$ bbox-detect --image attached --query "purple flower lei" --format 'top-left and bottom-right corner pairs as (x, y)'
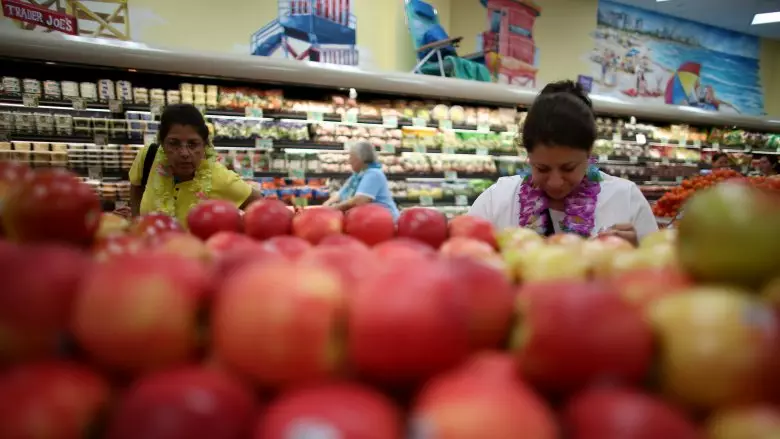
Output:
(517, 167), (602, 237)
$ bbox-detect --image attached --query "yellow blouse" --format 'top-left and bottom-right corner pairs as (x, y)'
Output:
(129, 144), (252, 226)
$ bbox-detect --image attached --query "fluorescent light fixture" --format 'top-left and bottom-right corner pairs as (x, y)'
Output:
(752, 12), (780, 25)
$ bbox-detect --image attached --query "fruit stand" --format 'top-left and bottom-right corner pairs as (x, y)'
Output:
(1, 29), (780, 439)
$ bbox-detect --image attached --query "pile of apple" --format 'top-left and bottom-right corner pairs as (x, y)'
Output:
(1, 164), (780, 439)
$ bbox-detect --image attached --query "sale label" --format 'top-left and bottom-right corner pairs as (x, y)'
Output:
(2, 0), (78, 35)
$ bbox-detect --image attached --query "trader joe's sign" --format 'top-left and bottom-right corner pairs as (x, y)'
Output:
(2, 0), (78, 35)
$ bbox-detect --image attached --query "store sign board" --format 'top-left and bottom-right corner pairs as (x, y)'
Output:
(2, 0), (78, 35)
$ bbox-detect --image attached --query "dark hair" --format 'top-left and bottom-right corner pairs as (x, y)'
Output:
(761, 154), (780, 173)
(522, 80), (596, 152)
(158, 104), (210, 143)
(711, 152), (728, 163)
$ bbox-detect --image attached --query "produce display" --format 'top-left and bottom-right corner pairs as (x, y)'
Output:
(2, 161), (780, 439)
(652, 168), (780, 218)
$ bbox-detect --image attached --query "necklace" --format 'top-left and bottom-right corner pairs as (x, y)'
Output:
(517, 165), (602, 237)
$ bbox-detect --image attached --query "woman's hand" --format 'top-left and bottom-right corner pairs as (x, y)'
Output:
(113, 205), (132, 219)
(598, 223), (639, 246)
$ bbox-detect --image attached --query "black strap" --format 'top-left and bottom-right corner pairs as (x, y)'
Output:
(543, 209), (555, 237)
(141, 143), (159, 188)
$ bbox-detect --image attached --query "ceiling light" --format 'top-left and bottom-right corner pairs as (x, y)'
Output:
(752, 12), (780, 25)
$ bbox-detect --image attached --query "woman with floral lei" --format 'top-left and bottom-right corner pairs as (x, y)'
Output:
(126, 104), (261, 224)
(469, 81), (657, 245)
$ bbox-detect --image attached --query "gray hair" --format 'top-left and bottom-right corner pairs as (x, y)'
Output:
(349, 141), (377, 164)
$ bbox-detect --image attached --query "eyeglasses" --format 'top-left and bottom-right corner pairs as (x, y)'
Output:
(163, 138), (205, 151)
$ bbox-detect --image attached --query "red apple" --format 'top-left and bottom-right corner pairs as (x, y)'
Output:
(610, 267), (693, 311)
(1, 169), (101, 247)
(96, 212), (130, 239)
(187, 200), (243, 240)
(564, 387), (700, 439)
(439, 236), (505, 271)
(396, 207), (448, 248)
(411, 353), (557, 439)
(0, 361), (109, 439)
(444, 257), (514, 350)
(0, 162), (33, 238)
(496, 227), (544, 251)
(292, 207), (343, 244)
(92, 234), (146, 261)
(0, 245), (91, 362)
(212, 242), (278, 284)
(107, 367), (254, 439)
(448, 215), (498, 249)
(129, 212), (184, 241)
(372, 237), (437, 262)
(348, 257), (470, 384)
(153, 232), (213, 264)
(318, 234), (370, 253)
(206, 231), (255, 255)
(263, 235), (312, 260)
(244, 198), (293, 240)
(649, 287), (780, 410)
(513, 280), (654, 394)
(255, 383), (402, 439)
(582, 238), (636, 278)
(344, 204), (395, 246)
(213, 260), (345, 388)
(71, 253), (208, 373)
(706, 405), (780, 439)
(299, 245), (378, 289)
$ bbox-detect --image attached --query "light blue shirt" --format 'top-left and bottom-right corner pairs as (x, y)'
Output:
(339, 168), (399, 220)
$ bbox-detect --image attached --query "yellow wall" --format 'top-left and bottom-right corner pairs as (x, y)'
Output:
(760, 39), (780, 118)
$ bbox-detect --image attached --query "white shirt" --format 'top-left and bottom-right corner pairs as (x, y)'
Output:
(468, 172), (658, 239)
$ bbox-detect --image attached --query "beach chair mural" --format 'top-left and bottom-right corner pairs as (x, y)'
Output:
(251, 0), (358, 66)
(478, 0), (540, 87)
(403, 0), (491, 81)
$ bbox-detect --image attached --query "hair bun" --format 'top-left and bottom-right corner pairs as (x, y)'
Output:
(539, 80), (592, 110)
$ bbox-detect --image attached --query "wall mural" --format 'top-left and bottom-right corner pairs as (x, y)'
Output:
(479, 0), (541, 88)
(584, 0), (764, 116)
(250, 0), (358, 66)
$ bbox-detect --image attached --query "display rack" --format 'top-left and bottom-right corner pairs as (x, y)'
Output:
(0, 28), (778, 216)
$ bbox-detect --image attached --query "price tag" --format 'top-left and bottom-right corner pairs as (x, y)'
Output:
(612, 133), (621, 142)
(22, 94), (39, 107)
(635, 133), (647, 145)
(382, 115), (398, 128)
(620, 171), (628, 179)
(72, 97), (86, 110)
(245, 107), (264, 118)
(444, 170), (458, 180)
(289, 168), (306, 179)
(693, 139), (702, 148)
(776, 147), (780, 153)
(412, 118), (427, 128)
(0, 130), (9, 142)
(660, 136), (670, 144)
(293, 197), (309, 208)
(661, 158), (670, 165)
(675, 176), (684, 183)
(455, 194), (469, 206)
(150, 100), (164, 117)
(744, 145), (752, 152)
(87, 167), (102, 180)
(342, 111), (358, 125)
(505, 124), (518, 134)
(413, 145), (427, 154)
(195, 105), (207, 115)
(629, 155), (639, 164)
(712, 142), (720, 151)
(477, 123), (490, 133)
(94, 133), (107, 146)
(382, 143), (396, 153)
(741, 166), (749, 174)
(651, 175), (660, 183)
(255, 138), (273, 150)
(475, 146), (489, 156)
(419, 195), (434, 206)
(115, 200), (128, 209)
(144, 133), (156, 146)
(307, 111), (325, 122)
(108, 99), (123, 113)
(598, 154), (608, 162)
(439, 119), (453, 130)
(442, 146), (456, 155)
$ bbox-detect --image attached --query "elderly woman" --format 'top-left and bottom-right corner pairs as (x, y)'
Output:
(324, 141), (399, 219)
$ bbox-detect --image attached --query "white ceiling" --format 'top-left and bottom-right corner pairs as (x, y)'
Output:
(611, 0), (780, 40)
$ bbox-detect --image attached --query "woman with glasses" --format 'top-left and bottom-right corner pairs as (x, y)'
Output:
(126, 104), (261, 224)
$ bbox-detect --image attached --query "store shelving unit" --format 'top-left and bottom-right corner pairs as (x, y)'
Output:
(0, 27), (778, 215)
